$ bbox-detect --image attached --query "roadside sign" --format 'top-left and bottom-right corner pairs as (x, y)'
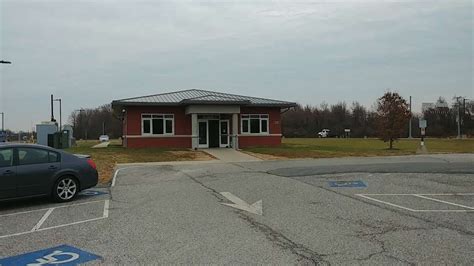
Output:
(421, 128), (426, 136)
(329, 181), (367, 188)
(419, 119), (427, 129)
(0, 245), (101, 266)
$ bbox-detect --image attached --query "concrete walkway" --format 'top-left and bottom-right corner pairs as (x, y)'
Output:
(92, 141), (110, 148)
(203, 148), (261, 162)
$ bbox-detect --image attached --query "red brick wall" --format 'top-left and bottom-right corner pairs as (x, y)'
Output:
(123, 106), (192, 148)
(238, 107), (282, 147)
(125, 106), (191, 136)
(239, 107), (281, 134)
(239, 135), (281, 148)
(127, 137), (191, 148)
(122, 105), (282, 148)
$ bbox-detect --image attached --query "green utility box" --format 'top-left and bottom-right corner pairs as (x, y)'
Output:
(47, 131), (70, 149)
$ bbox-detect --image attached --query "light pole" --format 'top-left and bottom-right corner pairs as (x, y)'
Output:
(454, 96), (463, 139)
(408, 96), (413, 138)
(0, 112), (4, 131)
(54, 98), (62, 131)
(1, 60), (11, 131)
(77, 109), (87, 140)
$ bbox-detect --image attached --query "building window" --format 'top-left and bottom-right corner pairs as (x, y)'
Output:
(142, 114), (174, 135)
(241, 114), (269, 134)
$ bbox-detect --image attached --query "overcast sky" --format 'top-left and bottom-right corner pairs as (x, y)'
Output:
(1, 0), (472, 131)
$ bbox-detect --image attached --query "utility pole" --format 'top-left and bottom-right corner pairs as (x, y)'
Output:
(0, 112), (4, 131)
(77, 109), (87, 140)
(1, 61), (11, 132)
(454, 96), (462, 139)
(408, 96), (413, 138)
(50, 94), (56, 122)
(54, 98), (62, 131)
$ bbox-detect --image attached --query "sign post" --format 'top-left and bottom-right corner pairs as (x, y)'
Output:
(417, 119), (428, 154)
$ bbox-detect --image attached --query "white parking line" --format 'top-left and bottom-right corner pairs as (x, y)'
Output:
(31, 208), (55, 232)
(413, 194), (474, 210)
(356, 193), (474, 212)
(0, 200), (110, 239)
(357, 194), (418, 212)
(111, 168), (120, 187)
(0, 199), (106, 218)
(356, 193), (474, 196)
(111, 166), (143, 187)
(103, 199), (109, 218)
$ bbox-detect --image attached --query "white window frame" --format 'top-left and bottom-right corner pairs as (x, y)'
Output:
(141, 114), (174, 136)
(240, 114), (269, 135)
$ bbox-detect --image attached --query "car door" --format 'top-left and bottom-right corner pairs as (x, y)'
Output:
(16, 147), (61, 197)
(0, 147), (16, 199)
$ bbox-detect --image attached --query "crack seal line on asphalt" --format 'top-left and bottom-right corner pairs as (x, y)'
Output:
(228, 159), (474, 236)
(238, 213), (331, 265)
(179, 169), (330, 265)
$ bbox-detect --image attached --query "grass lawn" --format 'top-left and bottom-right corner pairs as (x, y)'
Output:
(244, 138), (474, 159)
(65, 140), (212, 184)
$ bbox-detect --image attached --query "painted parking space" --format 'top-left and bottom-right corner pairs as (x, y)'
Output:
(0, 209), (48, 237)
(0, 245), (101, 266)
(0, 200), (109, 239)
(357, 193), (474, 212)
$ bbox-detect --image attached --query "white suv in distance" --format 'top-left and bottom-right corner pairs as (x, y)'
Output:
(99, 135), (109, 142)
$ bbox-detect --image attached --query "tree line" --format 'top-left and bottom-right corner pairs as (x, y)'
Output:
(69, 104), (122, 140)
(281, 96), (473, 138)
(66, 96), (472, 141)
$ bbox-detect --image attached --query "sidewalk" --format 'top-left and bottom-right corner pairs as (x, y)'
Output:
(203, 148), (262, 162)
(92, 141), (110, 148)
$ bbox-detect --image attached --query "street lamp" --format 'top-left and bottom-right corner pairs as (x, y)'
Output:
(53, 98), (62, 131)
(76, 108), (87, 140)
(0, 112), (4, 131)
(1, 60), (11, 131)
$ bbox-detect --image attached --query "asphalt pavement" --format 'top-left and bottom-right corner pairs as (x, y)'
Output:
(0, 154), (473, 265)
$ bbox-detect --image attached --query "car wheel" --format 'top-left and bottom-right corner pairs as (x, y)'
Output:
(53, 176), (79, 202)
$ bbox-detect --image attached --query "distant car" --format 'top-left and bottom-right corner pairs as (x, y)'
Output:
(99, 135), (109, 142)
(0, 143), (98, 202)
(317, 129), (331, 138)
(0, 131), (6, 142)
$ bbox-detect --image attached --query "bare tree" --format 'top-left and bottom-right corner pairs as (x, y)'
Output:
(376, 92), (410, 149)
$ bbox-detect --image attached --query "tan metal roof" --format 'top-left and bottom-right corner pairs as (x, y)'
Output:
(112, 89), (296, 107)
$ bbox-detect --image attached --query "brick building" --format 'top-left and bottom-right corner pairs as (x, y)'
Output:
(111, 89), (296, 149)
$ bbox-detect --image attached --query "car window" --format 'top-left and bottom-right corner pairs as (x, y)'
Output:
(18, 148), (50, 165)
(49, 151), (60, 163)
(0, 148), (13, 168)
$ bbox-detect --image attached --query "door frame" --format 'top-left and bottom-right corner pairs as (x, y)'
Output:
(198, 120), (209, 148)
(219, 120), (230, 148)
(197, 117), (230, 149)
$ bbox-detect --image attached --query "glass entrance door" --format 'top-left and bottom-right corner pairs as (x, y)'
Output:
(198, 121), (208, 148)
(220, 120), (229, 147)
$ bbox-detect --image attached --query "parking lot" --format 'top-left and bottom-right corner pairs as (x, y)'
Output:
(0, 154), (473, 265)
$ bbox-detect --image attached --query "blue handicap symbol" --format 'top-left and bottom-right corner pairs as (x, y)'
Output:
(0, 245), (101, 266)
(329, 180), (367, 188)
(79, 190), (107, 196)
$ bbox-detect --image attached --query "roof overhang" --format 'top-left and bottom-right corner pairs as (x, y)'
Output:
(112, 101), (297, 109)
(185, 105), (241, 114)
